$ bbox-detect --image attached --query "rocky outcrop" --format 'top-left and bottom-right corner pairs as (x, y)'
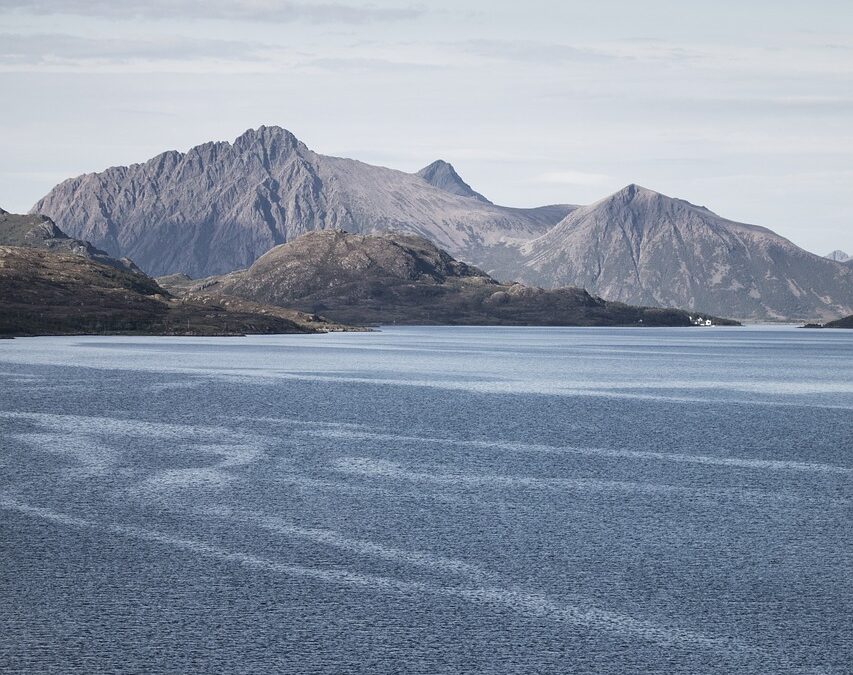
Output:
(159, 230), (738, 327)
(0, 209), (141, 273)
(514, 185), (853, 321)
(31, 126), (571, 278)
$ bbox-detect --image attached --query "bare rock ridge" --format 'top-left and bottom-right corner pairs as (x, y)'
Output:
(514, 184), (852, 321)
(416, 160), (492, 203)
(32, 126), (569, 278)
(159, 229), (738, 327)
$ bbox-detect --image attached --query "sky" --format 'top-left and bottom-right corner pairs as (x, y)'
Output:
(1, 0), (851, 255)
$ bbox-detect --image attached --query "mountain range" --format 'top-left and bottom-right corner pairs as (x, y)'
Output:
(31, 126), (852, 321)
(2, 206), (727, 332)
(32, 126), (571, 279)
(158, 230), (737, 327)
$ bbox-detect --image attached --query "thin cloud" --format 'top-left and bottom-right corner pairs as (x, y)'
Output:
(0, 0), (423, 24)
(0, 33), (268, 65)
(300, 56), (441, 72)
(461, 39), (621, 64)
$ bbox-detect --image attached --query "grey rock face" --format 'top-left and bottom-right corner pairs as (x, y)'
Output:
(416, 160), (491, 203)
(32, 126), (569, 278)
(515, 185), (852, 321)
(0, 210), (141, 273)
(825, 250), (850, 263)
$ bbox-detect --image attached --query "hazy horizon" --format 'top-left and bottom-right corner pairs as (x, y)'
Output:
(1, 0), (851, 255)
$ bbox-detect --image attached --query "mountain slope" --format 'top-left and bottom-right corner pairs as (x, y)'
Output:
(159, 229), (738, 327)
(31, 127), (571, 278)
(515, 185), (852, 321)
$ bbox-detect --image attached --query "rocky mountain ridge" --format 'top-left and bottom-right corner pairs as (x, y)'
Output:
(32, 126), (572, 278)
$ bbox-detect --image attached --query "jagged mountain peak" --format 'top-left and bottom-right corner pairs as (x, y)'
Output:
(136, 127), (304, 169)
(233, 125), (303, 152)
(416, 159), (491, 203)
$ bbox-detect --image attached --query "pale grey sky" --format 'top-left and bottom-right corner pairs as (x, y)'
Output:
(1, 0), (851, 254)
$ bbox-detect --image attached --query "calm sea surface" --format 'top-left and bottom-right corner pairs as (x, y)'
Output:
(1, 326), (851, 673)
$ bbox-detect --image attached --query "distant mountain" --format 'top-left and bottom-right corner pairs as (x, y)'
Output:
(514, 185), (852, 321)
(416, 160), (491, 203)
(32, 126), (572, 278)
(159, 229), (738, 327)
(0, 209), (141, 273)
(825, 250), (850, 263)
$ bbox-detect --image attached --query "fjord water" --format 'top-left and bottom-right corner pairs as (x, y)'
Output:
(1, 327), (850, 673)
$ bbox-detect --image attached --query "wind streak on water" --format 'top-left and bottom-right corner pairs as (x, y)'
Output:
(0, 496), (767, 660)
(330, 457), (838, 507)
(200, 506), (490, 579)
(297, 428), (853, 475)
(0, 412), (268, 491)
